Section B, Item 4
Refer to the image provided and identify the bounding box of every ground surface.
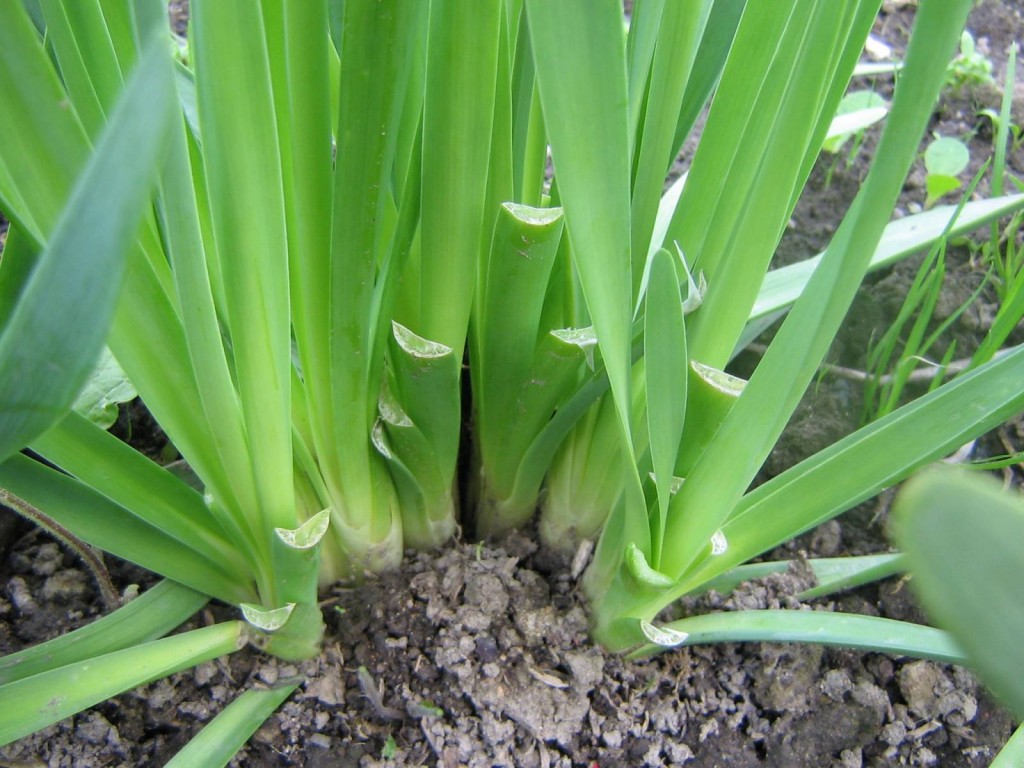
[2,1,1024,766]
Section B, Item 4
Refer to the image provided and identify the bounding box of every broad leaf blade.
[0,580,208,686]
[894,469,1024,719]
[0,35,175,463]
[0,622,245,746]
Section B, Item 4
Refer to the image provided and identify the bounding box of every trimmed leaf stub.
[503,201,564,227]
[551,327,598,369]
[710,530,728,556]
[391,321,452,359]
[646,473,685,495]
[690,360,746,396]
[371,420,394,459]
[625,542,675,588]
[240,602,295,632]
[639,620,689,648]
[378,383,413,427]
[275,508,331,550]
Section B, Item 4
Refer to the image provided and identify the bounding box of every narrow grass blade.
[627,610,964,664]
[0,225,38,331]
[0,621,246,746]
[527,0,632,418]
[630,2,712,273]
[744,194,1024,346]
[669,0,747,161]
[0,580,207,686]
[668,1,873,367]
[322,0,414,563]
[893,469,1024,718]
[0,35,174,463]
[796,554,905,600]
[275,0,336,508]
[164,682,299,768]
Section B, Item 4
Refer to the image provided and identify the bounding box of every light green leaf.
[894,469,1024,719]
[925,173,962,205]
[164,683,298,768]
[0,622,246,746]
[72,347,137,429]
[629,610,964,663]
[924,136,970,176]
[0,580,207,686]
[0,35,175,463]
[644,248,687,562]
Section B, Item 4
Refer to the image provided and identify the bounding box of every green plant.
[821,88,888,172]
[924,134,972,207]
[3,0,1024,761]
[945,29,995,91]
[864,44,1024,423]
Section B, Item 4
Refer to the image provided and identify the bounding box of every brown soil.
[2,2,1024,767]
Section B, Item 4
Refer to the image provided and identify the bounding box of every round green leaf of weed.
[72,347,137,429]
[893,469,1024,718]
[924,137,969,176]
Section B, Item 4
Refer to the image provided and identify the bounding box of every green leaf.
[628,610,964,663]
[823,90,888,153]
[924,136,970,176]
[71,347,137,429]
[0,580,207,686]
[643,248,687,562]
[191,0,295,533]
[526,0,633,445]
[0,34,175,463]
[0,453,255,605]
[164,683,298,768]
[657,0,974,582]
[419,0,501,353]
[893,469,1024,719]
[0,622,246,746]
[925,173,962,206]
[746,194,1024,344]
[679,343,1024,598]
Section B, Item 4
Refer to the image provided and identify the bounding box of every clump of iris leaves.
[2,0,1024,763]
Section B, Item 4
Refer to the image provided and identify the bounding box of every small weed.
[945,30,994,91]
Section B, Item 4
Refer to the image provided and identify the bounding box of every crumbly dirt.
[0,526,1017,768]
[2,2,1024,767]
